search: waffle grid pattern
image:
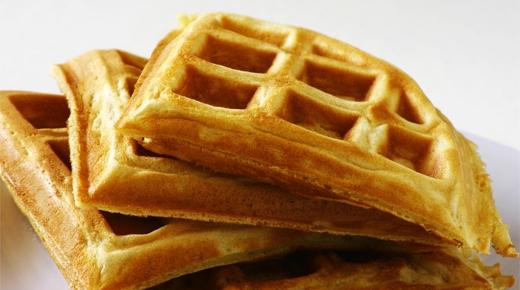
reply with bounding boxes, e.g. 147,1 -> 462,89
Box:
168,14 -> 441,178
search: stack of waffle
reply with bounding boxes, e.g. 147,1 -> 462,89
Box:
0,13 -> 517,289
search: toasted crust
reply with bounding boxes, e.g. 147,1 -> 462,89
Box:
0,91 -> 394,289
116,13 -> 516,256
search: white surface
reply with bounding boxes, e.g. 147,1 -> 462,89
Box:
1,133 -> 519,289
0,0 -> 519,149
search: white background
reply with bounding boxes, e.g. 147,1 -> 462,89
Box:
0,0 -> 519,149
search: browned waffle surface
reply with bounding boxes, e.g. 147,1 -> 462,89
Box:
0,91 -> 390,289
52,48 -> 449,246
116,13 -> 516,256
153,250 -> 514,290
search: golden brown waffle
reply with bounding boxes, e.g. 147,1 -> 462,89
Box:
52,48 -> 449,246
116,13 -> 516,257
0,91 -> 393,290
154,250 -> 514,290
1,93 -> 512,290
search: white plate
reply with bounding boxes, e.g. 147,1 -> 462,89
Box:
1,133 -> 519,289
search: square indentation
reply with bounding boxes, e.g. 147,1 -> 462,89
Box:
48,140 -> 71,170
175,66 -> 258,109
118,51 -> 144,96
298,60 -> 375,102
220,16 -> 288,47
396,92 -> 423,124
198,35 -> 277,73
10,94 -> 69,129
378,126 -> 442,178
124,76 -> 139,97
311,43 -> 363,66
101,211 -> 168,236
276,90 -> 358,140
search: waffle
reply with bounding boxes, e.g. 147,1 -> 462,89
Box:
0,91 -> 394,290
2,97 -> 509,290
154,250 -> 514,290
116,13 -> 516,257
52,48 -> 447,246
